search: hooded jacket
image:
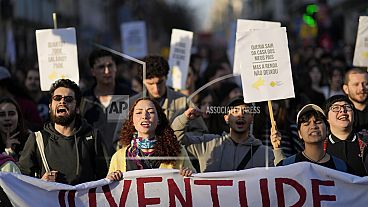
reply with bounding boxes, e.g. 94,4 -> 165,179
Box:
18,118 -> 109,185
172,114 -> 274,172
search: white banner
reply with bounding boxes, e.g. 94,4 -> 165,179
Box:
353,16 -> 368,67
36,28 -> 80,91
233,19 -> 281,75
167,29 -> 193,90
236,27 -> 295,103
1,163 -> 368,207
120,21 -> 148,58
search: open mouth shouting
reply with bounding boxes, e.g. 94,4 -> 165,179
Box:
141,121 -> 152,129
56,106 -> 69,116
235,119 -> 246,128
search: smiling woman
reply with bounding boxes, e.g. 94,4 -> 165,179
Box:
0,97 -> 30,161
107,97 -> 195,180
272,104 -> 350,173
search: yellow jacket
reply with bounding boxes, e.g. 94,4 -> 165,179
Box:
108,145 -> 196,173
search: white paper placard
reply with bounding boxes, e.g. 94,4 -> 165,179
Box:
233,19 -> 281,75
353,16 -> 368,67
36,28 -> 79,91
167,29 -> 193,90
120,21 -> 147,58
236,27 -> 295,103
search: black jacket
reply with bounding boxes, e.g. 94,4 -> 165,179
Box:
325,132 -> 368,176
18,118 -> 109,185
81,82 -> 136,155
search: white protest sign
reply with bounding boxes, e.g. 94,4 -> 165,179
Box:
233,19 -> 281,75
36,28 -> 79,91
167,29 -> 193,89
120,21 -> 147,58
236,27 -> 294,103
353,16 -> 368,67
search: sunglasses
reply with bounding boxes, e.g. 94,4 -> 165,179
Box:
52,95 -> 74,103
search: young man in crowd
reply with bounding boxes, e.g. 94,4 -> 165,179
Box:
81,49 -> 136,155
172,96 -> 274,172
19,79 -> 109,185
129,55 -> 207,133
343,68 -> 368,132
24,68 -> 50,122
323,95 -> 368,176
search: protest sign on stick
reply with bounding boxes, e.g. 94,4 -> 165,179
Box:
234,26 -> 295,131
120,21 -> 148,58
233,19 -> 281,75
167,29 -> 193,90
353,16 -> 368,69
36,14 -> 79,91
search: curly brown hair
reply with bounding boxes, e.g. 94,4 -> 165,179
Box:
119,97 -> 181,165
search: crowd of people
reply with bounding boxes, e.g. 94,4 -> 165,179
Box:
0,43 -> 367,205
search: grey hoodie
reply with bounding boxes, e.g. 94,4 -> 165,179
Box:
172,114 -> 274,172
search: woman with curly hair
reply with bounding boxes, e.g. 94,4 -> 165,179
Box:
107,97 -> 195,180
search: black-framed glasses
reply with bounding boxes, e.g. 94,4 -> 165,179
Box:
330,104 -> 353,112
52,95 -> 74,103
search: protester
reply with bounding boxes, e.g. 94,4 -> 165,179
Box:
19,79 -> 109,185
129,55 -> 207,133
24,68 -> 50,122
81,49 -> 136,155
180,65 -> 198,96
107,98 -> 195,180
272,104 -> 349,173
342,68 -> 368,132
253,100 -> 303,157
171,96 -> 274,172
323,95 -> 368,176
0,97 -> 31,161
321,67 -> 345,99
0,66 -> 42,131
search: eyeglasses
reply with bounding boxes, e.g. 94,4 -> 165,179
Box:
52,95 -> 74,103
329,104 -> 353,112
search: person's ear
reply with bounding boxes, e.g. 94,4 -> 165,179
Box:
224,114 -> 229,124
342,84 -> 349,95
298,131 -> 303,140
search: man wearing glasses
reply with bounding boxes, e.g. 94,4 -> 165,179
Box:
323,95 -> 368,176
19,79 -> 109,185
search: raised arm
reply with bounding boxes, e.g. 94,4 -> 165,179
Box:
270,128 -> 286,166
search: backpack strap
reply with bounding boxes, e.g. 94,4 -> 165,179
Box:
281,154 -> 296,166
331,155 -> 347,172
236,145 -> 260,170
35,131 -> 50,173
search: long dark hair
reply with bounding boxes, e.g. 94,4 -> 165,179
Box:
0,97 -> 30,156
119,97 -> 181,164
